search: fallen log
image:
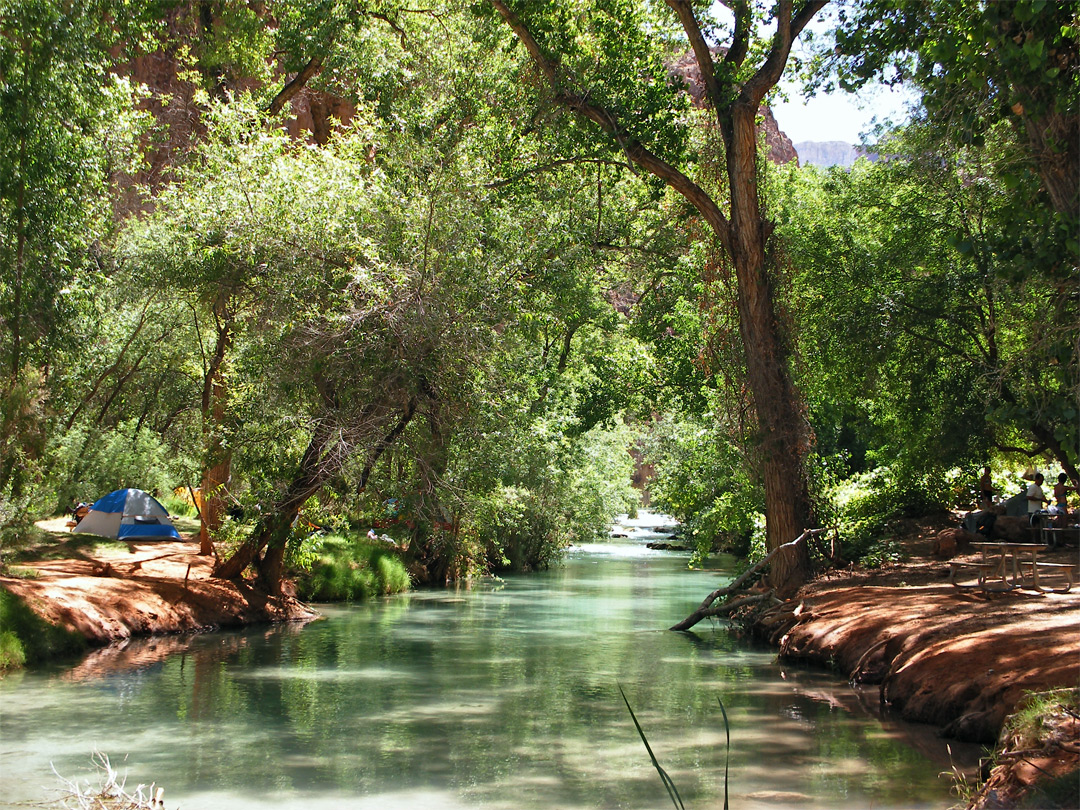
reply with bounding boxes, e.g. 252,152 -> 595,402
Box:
669,528 -> 829,631
668,592 -> 779,631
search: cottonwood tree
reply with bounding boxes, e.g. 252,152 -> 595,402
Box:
0,0 -> 148,525
778,122 -> 1079,489
818,0 -> 1078,485
487,0 -> 824,594
826,0 -> 1077,219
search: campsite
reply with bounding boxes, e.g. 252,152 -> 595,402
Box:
70,488 -> 183,542
1,2 -> 1077,809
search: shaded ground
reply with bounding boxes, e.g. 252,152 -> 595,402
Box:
0,517 -> 317,644
750,514 -> 1079,809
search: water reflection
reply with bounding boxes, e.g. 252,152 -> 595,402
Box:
0,513 -> 978,809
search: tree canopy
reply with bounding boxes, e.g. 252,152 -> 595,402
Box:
1,0 -> 1076,595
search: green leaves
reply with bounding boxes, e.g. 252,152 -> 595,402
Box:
774,112 -> 1079,486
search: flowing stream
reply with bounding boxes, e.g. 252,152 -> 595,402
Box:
0,512 -> 977,809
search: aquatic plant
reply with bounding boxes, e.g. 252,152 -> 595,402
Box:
617,685 -> 734,810
618,683 -> 685,810
292,532 -> 410,602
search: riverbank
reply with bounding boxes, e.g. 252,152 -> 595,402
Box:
0,518 -> 317,654
748,514 -> 1079,809
3,514 -> 1077,808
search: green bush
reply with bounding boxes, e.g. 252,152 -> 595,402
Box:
831,465 -> 949,565
46,420 -> 196,513
292,533 -> 410,602
0,492 -> 37,566
158,491 -> 198,518
644,414 -> 762,563
0,588 -> 86,670
0,630 -> 26,669
469,485 -> 568,572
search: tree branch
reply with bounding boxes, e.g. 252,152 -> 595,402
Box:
744,0 -> 826,107
666,0 -> 724,111
268,55 -> 324,116
670,528 -> 826,631
723,0 -> 751,70
486,156 -> 630,188
65,297 -> 154,431
488,0 -> 733,253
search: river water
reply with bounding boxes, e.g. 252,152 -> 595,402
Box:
0,512 -> 976,809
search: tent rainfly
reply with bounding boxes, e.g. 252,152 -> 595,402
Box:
73,488 -> 182,541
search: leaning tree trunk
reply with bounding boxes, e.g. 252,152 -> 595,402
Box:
214,424 -> 334,587
488,0 -> 821,595
254,513 -> 296,596
725,104 -> 813,595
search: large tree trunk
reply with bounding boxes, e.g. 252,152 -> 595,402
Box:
405,398 -> 455,585
725,104 -> 813,595
1022,110 -> 1079,218
489,0 -> 822,595
214,423 -> 334,584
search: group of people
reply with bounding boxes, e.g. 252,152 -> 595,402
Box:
1026,471 -> 1075,516
979,466 -> 1075,516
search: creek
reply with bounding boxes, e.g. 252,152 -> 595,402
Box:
0,511 -> 978,809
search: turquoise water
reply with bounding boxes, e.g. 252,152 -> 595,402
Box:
0,514 -> 975,809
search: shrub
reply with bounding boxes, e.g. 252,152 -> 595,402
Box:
468,486 -> 568,573
831,464 -> 949,565
0,492 -> 36,567
158,490 -> 198,518
644,414 -> 762,563
46,420 -> 195,514
292,533 -> 410,602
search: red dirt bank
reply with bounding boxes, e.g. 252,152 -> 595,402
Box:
749,516 -> 1079,809
1,520 -> 316,643
771,579 -> 1078,743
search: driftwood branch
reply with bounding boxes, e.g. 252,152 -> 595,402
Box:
670,591 -> 778,630
669,528 -> 828,631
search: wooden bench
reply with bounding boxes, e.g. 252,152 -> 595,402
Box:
1018,560 -> 1076,593
949,561 -> 1003,591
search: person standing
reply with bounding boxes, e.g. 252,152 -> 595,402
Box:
1050,473 -> 1074,515
978,466 -> 994,507
1026,473 -> 1049,513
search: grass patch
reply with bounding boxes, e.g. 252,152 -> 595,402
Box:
0,587 -> 86,670
4,565 -> 39,579
159,492 -> 198,519
170,514 -> 201,537
293,533 -> 410,602
997,689 -> 1080,810
1004,688 -> 1079,750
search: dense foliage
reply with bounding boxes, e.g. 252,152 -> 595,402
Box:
0,0 -> 1075,591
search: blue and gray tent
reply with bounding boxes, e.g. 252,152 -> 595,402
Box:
73,488 -> 182,541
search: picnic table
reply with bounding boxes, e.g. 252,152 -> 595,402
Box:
950,541 -> 1075,593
